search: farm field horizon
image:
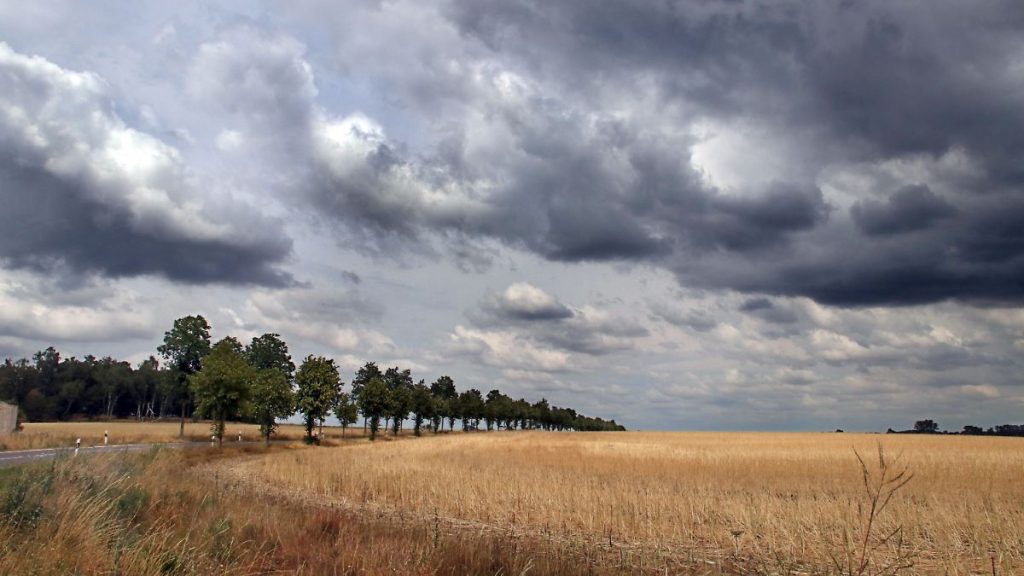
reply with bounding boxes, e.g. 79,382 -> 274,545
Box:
4,422 -> 1018,574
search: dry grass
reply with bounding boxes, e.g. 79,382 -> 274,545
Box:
0,420 -> 367,450
224,431 -> 1024,575
0,446 -> 652,575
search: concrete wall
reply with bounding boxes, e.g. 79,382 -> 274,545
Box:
0,402 -> 17,434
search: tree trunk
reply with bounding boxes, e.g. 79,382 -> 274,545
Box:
179,403 -> 186,437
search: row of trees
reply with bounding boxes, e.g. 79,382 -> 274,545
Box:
340,363 -> 625,441
886,420 -> 1024,437
0,348 -> 175,423
0,315 -> 625,443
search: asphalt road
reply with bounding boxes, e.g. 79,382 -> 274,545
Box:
0,443 -> 179,467
0,439 -> 293,468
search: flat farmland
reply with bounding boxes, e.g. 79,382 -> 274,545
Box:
219,431 -> 1024,574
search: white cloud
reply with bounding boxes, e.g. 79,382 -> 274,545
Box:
958,384 -> 1000,398
0,42 -> 253,245
493,282 -> 571,319
449,325 -> 572,372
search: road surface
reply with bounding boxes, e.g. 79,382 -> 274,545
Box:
0,443 -> 183,467
0,439 -> 288,468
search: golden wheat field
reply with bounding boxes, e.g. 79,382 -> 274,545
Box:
219,431 -> 1024,575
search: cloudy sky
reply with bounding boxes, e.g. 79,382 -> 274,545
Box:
1,1 -> 1022,431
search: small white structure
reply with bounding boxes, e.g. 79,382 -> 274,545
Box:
0,401 -> 17,434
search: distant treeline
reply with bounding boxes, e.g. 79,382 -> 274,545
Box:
0,315 -> 625,439
887,419 -> 1024,437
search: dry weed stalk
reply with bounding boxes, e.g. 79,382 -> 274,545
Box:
832,444 -> 915,576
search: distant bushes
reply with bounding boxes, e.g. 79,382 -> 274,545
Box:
887,420 -> 1024,437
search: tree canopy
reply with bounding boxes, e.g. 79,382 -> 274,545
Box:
294,355 -> 341,443
245,333 -> 295,381
189,338 -> 254,446
250,368 -> 294,445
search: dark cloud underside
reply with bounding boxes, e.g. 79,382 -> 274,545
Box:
0,161 -> 291,285
0,41 -> 292,286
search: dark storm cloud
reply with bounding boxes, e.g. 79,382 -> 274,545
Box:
187,3 -> 1024,306
0,42 -> 293,286
0,161 -> 292,285
310,92 -> 817,264
739,298 -> 772,313
850,185 -> 957,236
739,298 -> 799,325
432,0 -> 1024,306
693,184 -> 830,251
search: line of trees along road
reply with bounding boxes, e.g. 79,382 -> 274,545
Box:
0,315 -> 625,443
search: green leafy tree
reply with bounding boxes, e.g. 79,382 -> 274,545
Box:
250,369 -> 294,446
410,381 -> 435,437
383,367 -> 413,435
513,398 -> 532,430
335,392 -> 359,438
129,357 -> 163,420
388,385 -> 411,437
485,389 -> 513,431
430,375 -> 457,431
245,333 -> 295,381
295,356 -> 342,443
157,315 -> 212,437
189,338 -> 254,447
94,357 -> 133,420
533,398 -> 551,430
357,376 -> 390,441
459,389 -> 484,431
352,362 -> 382,433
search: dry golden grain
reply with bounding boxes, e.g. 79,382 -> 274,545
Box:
230,431 -> 1024,574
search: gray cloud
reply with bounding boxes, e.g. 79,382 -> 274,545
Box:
5,4 -> 1024,309
0,42 -> 293,286
470,283 -> 649,357
649,301 -> 718,333
739,298 -> 799,325
851,185 -> 957,236
428,1 -> 1024,306
188,25 -> 316,160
